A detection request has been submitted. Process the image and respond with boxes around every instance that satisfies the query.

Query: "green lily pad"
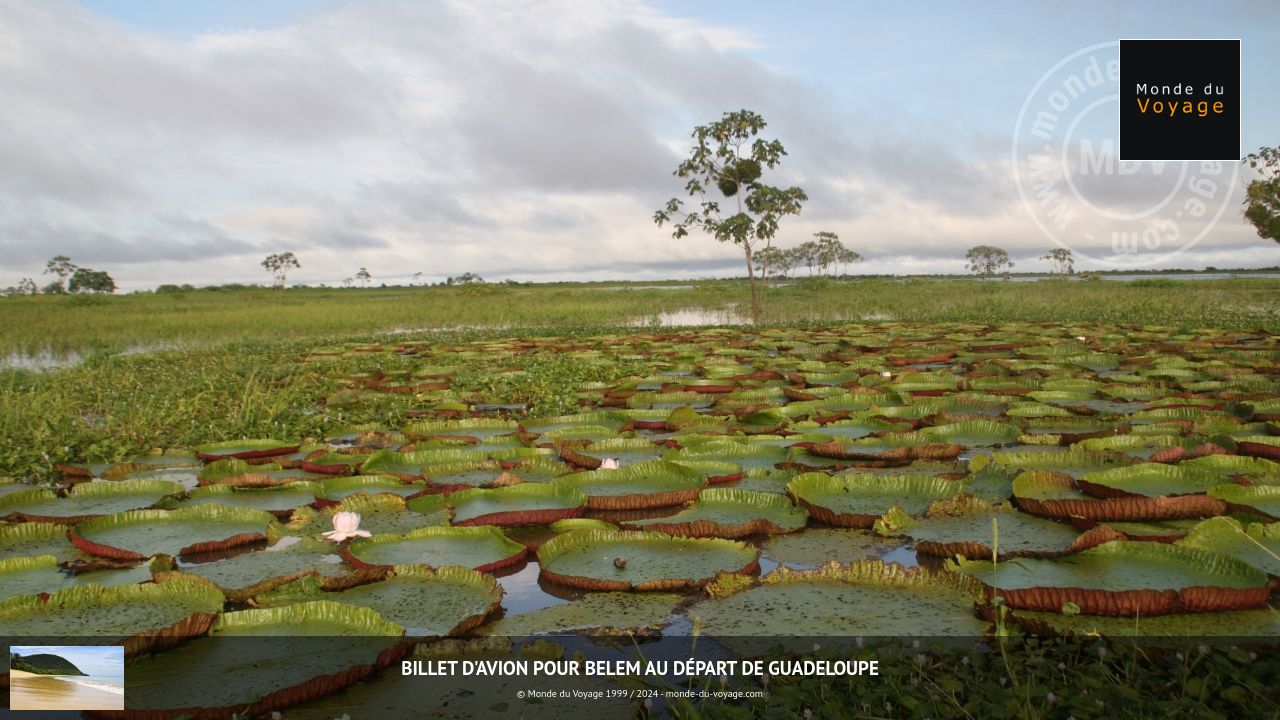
[487,592,683,636]
[918,420,1020,446]
[170,537,349,601]
[0,575,224,640]
[1079,463,1223,497]
[0,522,76,562]
[194,439,301,461]
[950,540,1271,615]
[408,483,587,526]
[786,472,961,528]
[553,460,706,510]
[620,488,808,537]
[118,601,403,714]
[1177,517,1280,576]
[1209,484,1280,519]
[72,505,279,560]
[881,502,1083,559]
[0,480,184,521]
[761,528,900,569]
[345,526,526,573]
[537,529,758,591]
[255,565,501,637]
[322,474,429,500]
[290,494,450,537]
[0,554,152,602]
[688,561,987,637]
[172,481,324,514]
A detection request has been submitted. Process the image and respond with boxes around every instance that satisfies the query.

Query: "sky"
[1,0,1278,291]
[11,645,124,678]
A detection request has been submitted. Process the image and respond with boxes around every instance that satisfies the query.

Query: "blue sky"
[1,1,1277,290]
[12,645,124,677]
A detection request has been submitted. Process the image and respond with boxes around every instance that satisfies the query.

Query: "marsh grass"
[2,278,1277,358]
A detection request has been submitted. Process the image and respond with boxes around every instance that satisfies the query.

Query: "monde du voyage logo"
[1013,39,1241,266]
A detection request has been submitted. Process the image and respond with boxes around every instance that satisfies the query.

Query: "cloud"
[0,0,1274,291]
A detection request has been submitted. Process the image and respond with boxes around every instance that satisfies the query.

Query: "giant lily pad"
[195,439,301,461]
[553,460,707,510]
[408,483,587,526]
[917,420,1020,446]
[487,592,683,636]
[786,472,961,528]
[1013,470,1226,521]
[1209,483,1280,519]
[0,522,75,561]
[0,479,184,523]
[254,565,501,637]
[161,537,350,601]
[1177,516,1280,576]
[0,576,224,653]
[1078,463,1223,498]
[117,600,405,717]
[688,561,987,637]
[171,481,324,518]
[537,530,759,591]
[761,529,900,569]
[876,498,1090,560]
[359,449,488,480]
[949,540,1272,615]
[289,494,450,537]
[321,474,429,500]
[0,554,151,602]
[620,488,808,538]
[343,526,526,573]
[71,505,279,561]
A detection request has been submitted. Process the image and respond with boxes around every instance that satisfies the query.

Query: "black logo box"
[1119,39,1240,162]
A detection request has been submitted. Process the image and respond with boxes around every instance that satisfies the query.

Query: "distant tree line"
[3,255,116,297]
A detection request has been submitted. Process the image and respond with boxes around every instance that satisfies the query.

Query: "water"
[2,342,186,372]
[67,674,126,695]
[628,308,750,327]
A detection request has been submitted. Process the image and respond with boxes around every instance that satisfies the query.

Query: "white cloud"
[0,0,1271,292]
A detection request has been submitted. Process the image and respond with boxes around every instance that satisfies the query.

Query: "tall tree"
[752,246,787,279]
[355,267,372,288]
[43,255,77,294]
[261,252,300,290]
[68,268,116,294]
[1039,248,1074,274]
[1243,147,1280,244]
[965,245,1014,277]
[654,110,807,322]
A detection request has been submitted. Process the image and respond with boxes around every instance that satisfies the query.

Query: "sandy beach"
[9,669,124,711]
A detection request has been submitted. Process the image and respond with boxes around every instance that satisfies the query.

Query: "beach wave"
[67,677,125,695]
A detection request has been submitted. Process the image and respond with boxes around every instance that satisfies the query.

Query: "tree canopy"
[965,245,1014,277]
[1243,147,1280,244]
[654,109,807,321]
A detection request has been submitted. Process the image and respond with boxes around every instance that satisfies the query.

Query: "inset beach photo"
[9,645,124,711]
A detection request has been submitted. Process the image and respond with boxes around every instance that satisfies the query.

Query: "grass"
[1,277,1278,358]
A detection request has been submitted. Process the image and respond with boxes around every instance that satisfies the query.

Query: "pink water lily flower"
[322,511,372,542]
[600,458,620,469]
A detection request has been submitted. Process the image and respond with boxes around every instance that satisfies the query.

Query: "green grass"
[2,277,1278,358]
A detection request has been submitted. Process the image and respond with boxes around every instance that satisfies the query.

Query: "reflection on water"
[629,307,750,327]
[2,342,186,372]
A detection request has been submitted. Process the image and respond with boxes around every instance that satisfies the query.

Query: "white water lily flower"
[880,371,892,377]
[322,511,372,542]
[600,458,620,469]
[1076,336,1087,341]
